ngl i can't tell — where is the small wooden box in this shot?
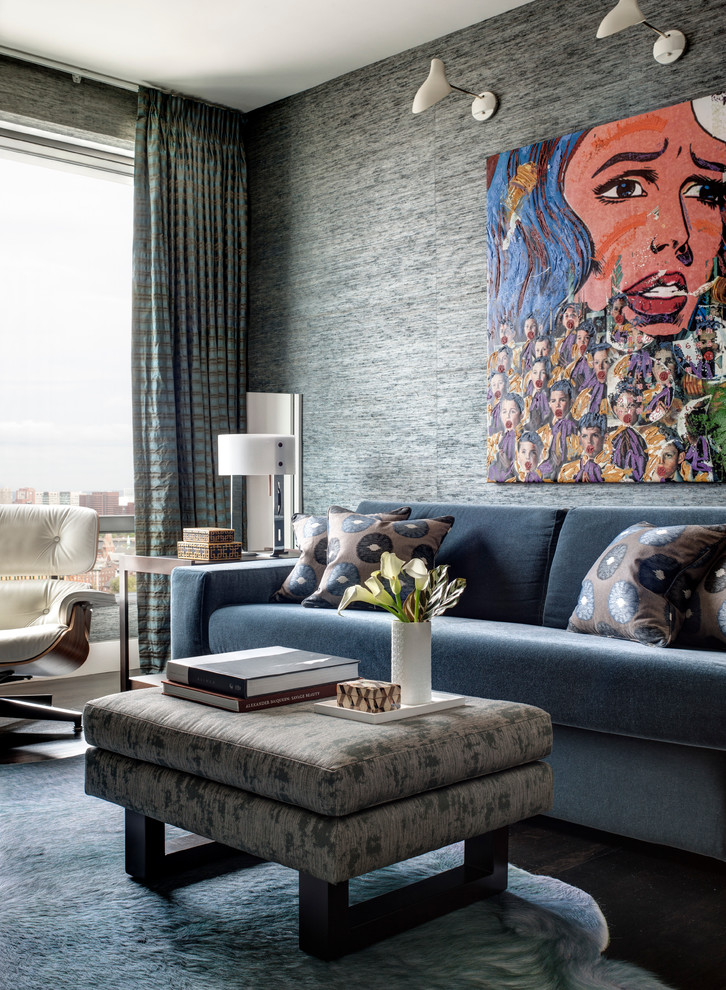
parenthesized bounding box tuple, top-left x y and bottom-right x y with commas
(182, 527, 235, 544)
(177, 540, 243, 561)
(337, 679, 401, 713)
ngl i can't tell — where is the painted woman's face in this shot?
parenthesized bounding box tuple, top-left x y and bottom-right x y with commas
(593, 348, 609, 382)
(517, 441, 538, 472)
(548, 389, 570, 420)
(500, 399, 522, 431)
(614, 391, 639, 425)
(561, 306, 580, 332)
(499, 321, 512, 346)
(564, 102, 726, 337)
(575, 328, 590, 354)
(531, 360, 548, 390)
(494, 348, 512, 374)
(489, 373, 506, 400)
(657, 443, 683, 479)
(579, 426, 604, 457)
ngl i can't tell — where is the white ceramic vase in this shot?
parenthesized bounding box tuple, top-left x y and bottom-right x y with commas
(390, 620, 432, 706)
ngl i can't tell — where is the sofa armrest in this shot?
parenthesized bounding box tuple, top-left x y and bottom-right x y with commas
(170, 559, 295, 659)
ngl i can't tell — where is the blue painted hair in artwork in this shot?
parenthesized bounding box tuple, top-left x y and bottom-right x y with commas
(487, 130, 593, 333)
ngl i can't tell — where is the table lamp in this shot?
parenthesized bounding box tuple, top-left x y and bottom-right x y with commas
(218, 433, 296, 555)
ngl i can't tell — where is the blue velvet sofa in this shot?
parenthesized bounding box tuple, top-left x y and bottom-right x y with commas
(170, 501, 726, 862)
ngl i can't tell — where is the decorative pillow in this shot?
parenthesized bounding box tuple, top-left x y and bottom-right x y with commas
(271, 507, 411, 604)
(568, 522, 726, 647)
(678, 550, 726, 647)
(301, 507, 455, 609)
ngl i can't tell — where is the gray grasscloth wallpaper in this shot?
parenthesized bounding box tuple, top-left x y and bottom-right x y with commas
(246, 0, 726, 514)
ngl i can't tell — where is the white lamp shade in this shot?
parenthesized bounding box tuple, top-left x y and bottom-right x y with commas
(412, 58, 452, 114)
(218, 434, 296, 476)
(597, 0, 646, 37)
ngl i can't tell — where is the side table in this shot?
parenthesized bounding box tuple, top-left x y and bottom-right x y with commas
(118, 550, 300, 691)
(119, 555, 195, 692)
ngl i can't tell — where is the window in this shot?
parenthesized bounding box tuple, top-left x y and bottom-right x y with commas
(0, 127, 135, 634)
(0, 128, 134, 503)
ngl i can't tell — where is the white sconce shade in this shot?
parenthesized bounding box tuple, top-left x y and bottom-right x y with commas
(597, 0, 645, 37)
(412, 58, 498, 121)
(412, 58, 452, 113)
(596, 0, 686, 64)
(218, 434, 296, 477)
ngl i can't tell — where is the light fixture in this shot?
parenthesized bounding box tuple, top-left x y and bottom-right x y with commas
(596, 0, 686, 64)
(218, 434, 296, 555)
(412, 58, 498, 121)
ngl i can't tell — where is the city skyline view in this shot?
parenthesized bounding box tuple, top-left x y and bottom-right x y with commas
(0, 152, 134, 492)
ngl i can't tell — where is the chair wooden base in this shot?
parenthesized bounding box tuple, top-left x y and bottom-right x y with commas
(0, 696, 82, 731)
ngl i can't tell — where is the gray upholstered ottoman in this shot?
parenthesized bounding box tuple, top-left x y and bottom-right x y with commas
(84, 690, 553, 958)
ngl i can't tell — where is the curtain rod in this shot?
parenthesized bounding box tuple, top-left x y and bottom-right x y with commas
(0, 45, 142, 92)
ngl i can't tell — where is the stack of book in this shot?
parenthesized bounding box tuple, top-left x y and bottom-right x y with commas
(162, 645, 360, 712)
(177, 527, 243, 562)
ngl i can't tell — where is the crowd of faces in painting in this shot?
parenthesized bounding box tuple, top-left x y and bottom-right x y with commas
(485, 92, 726, 483)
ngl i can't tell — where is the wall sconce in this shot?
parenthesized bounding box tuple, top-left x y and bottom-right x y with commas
(218, 433, 296, 555)
(412, 58, 498, 121)
(597, 0, 686, 64)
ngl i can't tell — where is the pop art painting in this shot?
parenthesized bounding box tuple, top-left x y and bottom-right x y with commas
(486, 92, 726, 483)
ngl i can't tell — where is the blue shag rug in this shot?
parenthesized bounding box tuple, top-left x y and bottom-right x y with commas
(0, 755, 675, 990)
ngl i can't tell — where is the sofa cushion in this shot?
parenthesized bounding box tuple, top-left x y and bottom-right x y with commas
(204, 603, 726, 751)
(357, 501, 566, 624)
(679, 549, 726, 648)
(271, 507, 411, 604)
(567, 522, 726, 647)
(543, 506, 726, 630)
(301, 507, 454, 609)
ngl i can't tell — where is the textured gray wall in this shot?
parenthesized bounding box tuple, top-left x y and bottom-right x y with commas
(246, 0, 726, 514)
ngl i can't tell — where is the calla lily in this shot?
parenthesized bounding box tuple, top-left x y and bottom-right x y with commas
(401, 556, 430, 621)
(402, 556, 429, 590)
(364, 572, 396, 608)
(378, 551, 406, 595)
(337, 585, 379, 612)
(338, 555, 466, 622)
(338, 581, 400, 616)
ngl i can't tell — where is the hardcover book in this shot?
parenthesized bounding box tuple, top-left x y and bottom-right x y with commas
(161, 679, 339, 712)
(166, 646, 360, 698)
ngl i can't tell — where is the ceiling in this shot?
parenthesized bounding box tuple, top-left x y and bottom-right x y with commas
(0, 0, 534, 111)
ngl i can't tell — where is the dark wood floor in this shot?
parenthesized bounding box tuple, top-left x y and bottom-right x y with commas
(2, 673, 724, 990)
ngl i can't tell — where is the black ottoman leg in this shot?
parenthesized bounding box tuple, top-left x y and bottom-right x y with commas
(465, 825, 509, 890)
(124, 808, 267, 880)
(298, 827, 509, 959)
(125, 809, 165, 878)
(298, 875, 350, 959)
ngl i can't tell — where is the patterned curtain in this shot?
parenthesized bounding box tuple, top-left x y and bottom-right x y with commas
(132, 87, 247, 670)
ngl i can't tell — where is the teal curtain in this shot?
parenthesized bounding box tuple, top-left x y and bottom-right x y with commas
(132, 87, 247, 671)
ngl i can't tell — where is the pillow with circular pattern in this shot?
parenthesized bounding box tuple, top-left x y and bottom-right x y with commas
(568, 522, 726, 647)
(271, 506, 411, 604)
(301, 507, 454, 609)
(677, 550, 726, 648)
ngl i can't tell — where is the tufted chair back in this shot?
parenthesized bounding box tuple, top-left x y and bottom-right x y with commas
(0, 504, 116, 676)
(0, 504, 100, 577)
